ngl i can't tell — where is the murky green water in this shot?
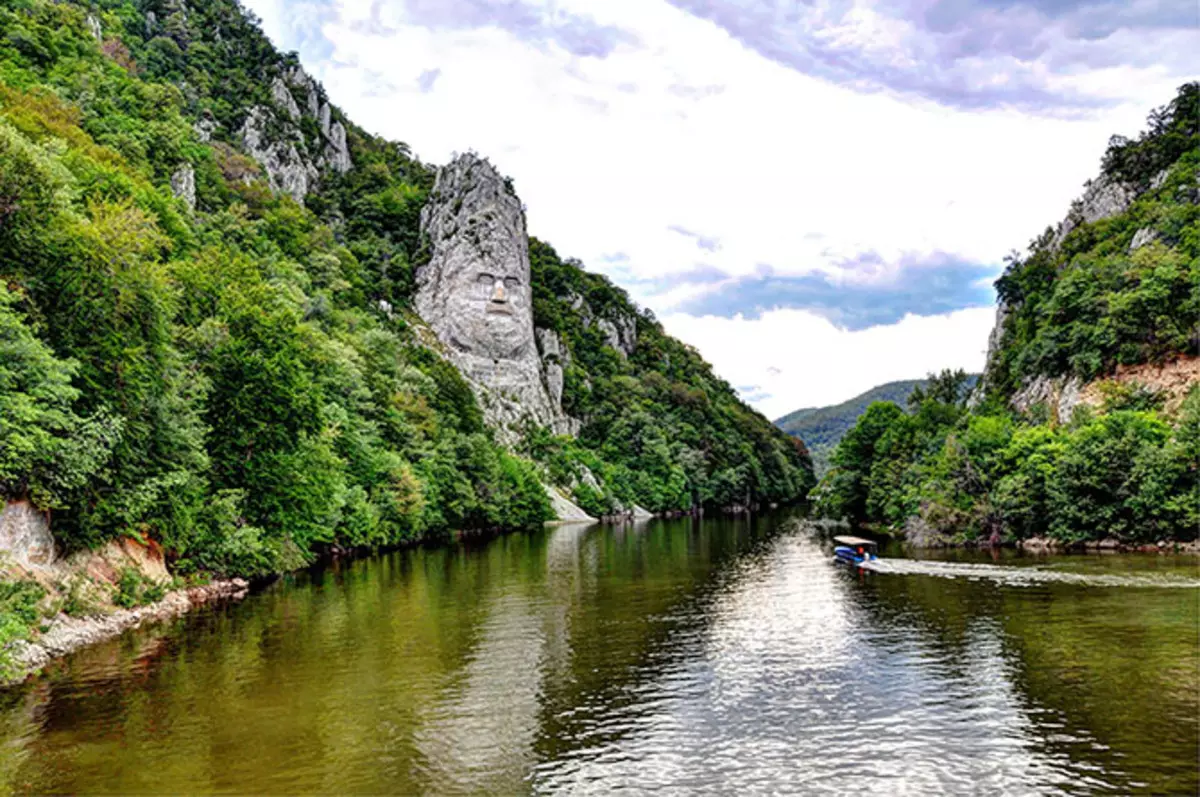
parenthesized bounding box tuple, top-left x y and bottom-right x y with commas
(2, 512, 1197, 794)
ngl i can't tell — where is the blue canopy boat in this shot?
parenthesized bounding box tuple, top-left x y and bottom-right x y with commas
(833, 535, 878, 565)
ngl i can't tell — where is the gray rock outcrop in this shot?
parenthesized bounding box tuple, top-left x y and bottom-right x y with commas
(973, 168, 1144, 406)
(0, 501, 55, 569)
(967, 301, 1009, 408)
(415, 154, 578, 445)
(562, 291, 637, 358)
(287, 65, 322, 119)
(597, 315, 637, 358)
(1129, 226, 1159, 251)
(170, 163, 195, 210)
(319, 103, 332, 138)
(271, 76, 302, 122)
(239, 106, 319, 204)
(322, 120, 352, 174)
(536, 328, 567, 410)
(193, 114, 216, 142)
(235, 65, 351, 203)
(1048, 174, 1136, 251)
(1009, 374, 1085, 424)
(544, 485, 596, 523)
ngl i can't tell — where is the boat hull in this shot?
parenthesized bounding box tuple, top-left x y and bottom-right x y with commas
(834, 546, 876, 566)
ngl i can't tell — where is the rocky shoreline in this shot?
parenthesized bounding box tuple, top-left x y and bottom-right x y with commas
(7, 578, 249, 685)
(908, 534, 1200, 553)
(1016, 537, 1200, 554)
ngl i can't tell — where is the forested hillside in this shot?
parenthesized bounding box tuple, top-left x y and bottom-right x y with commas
(0, 0, 812, 579)
(775, 377, 977, 475)
(525, 239, 813, 517)
(814, 84, 1199, 546)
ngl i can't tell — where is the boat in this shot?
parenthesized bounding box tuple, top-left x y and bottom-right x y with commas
(833, 535, 878, 565)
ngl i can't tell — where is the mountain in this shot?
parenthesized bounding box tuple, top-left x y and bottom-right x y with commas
(776, 378, 977, 475)
(813, 83, 1198, 546)
(0, 0, 813, 584)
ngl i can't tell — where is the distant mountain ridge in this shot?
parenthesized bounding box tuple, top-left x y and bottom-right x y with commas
(775, 377, 978, 474)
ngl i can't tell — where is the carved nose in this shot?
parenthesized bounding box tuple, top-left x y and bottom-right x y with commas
(491, 279, 507, 303)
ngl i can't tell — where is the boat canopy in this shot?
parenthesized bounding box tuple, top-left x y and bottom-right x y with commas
(833, 535, 878, 551)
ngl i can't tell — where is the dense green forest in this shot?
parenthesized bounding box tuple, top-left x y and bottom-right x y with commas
(0, 0, 812, 579)
(775, 377, 977, 476)
(814, 84, 1199, 545)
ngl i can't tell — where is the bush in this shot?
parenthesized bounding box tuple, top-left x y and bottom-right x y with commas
(113, 567, 144, 608)
(0, 579, 46, 678)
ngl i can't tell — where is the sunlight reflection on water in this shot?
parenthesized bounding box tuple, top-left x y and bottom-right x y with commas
(2, 513, 1196, 795)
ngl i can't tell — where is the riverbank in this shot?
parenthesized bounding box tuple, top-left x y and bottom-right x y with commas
(1, 502, 255, 685)
(7, 578, 249, 684)
(2, 510, 636, 684)
(808, 515, 1200, 554)
(3, 511, 1195, 795)
(1018, 537, 1200, 554)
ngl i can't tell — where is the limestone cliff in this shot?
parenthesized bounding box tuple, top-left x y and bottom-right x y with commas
(0, 502, 54, 570)
(236, 65, 352, 205)
(415, 154, 578, 445)
(971, 162, 1172, 416)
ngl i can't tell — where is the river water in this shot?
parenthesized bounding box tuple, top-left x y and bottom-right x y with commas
(2, 512, 1197, 794)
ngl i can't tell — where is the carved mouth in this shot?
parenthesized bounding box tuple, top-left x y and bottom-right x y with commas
(486, 303, 513, 315)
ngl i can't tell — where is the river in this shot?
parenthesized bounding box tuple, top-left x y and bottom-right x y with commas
(1, 511, 1197, 794)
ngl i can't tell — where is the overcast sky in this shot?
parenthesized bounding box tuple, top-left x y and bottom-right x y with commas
(242, 0, 1191, 418)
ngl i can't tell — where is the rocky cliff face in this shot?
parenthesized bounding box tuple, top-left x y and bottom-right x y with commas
(0, 502, 55, 570)
(971, 170, 1144, 408)
(565, 290, 638, 358)
(236, 65, 351, 205)
(1046, 174, 1138, 251)
(415, 154, 578, 444)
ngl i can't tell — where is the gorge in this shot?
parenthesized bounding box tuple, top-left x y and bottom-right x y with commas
(0, 0, 1195, 790)
(0, 0, 810, 677)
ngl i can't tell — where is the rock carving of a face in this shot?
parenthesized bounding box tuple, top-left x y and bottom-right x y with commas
(443, 212, 534, 361)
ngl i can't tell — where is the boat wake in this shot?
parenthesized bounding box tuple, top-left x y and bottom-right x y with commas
(859, 558, 1200, 589)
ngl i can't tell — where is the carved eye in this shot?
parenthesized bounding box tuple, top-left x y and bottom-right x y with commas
(477, 273, 494, 284)
(504, 277, 520, 289)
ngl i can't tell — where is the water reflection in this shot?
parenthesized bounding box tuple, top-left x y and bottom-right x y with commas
(0, 513, 1195, 795)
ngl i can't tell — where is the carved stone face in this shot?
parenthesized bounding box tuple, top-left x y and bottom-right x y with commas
(441, 217, 534, 361)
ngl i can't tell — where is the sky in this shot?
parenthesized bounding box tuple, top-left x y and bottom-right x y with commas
(241, 0, 1193, 418)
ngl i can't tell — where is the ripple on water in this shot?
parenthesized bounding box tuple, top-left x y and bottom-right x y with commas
(862, 557, 1200, 588)
(2, 516, 1196, 795)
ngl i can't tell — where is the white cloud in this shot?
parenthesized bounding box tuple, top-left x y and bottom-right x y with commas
(242, 0, 1174, 411)
(661, 306, 998, 418)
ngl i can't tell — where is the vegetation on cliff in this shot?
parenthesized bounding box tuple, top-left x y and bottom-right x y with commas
(0, 0, 811, 579)
(814, 84, 1199, 545)
(525, 239, 813, 516)
(986, 84, 1198, 397)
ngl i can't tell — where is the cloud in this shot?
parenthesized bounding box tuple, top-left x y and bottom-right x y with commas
(667, 83, 726, 100)
(416, 67, 441, 93)
(736, 384, 774, 404)
(667, 225, 721, 253)
(663, 0, 1196, 112)
(662, 306, 997, 417)
(239, 0, 1179, 412)
(672, 252, 999, 330)
(400, 0, 639, 58)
